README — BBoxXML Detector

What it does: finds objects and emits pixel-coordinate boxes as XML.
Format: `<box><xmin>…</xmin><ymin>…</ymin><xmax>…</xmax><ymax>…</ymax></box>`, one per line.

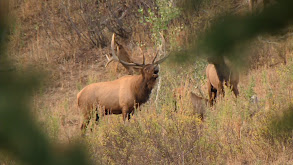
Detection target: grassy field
<box><xmin>4</xmin><ymin>0</ymin><xmax>293</xmax><ymax>164</ymax></box>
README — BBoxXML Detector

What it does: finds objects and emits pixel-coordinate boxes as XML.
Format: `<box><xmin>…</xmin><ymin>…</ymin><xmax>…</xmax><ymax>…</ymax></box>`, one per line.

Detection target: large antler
<box><xmin>104</xmin><ymin>34</ymin><xmax>120</xmax><ymax>67</ymax></box>
<box><xmin>105</xmin><ymin>54</ymin><xmax>115</xmax><ymax>67</ymax></box>
<box><xmin>106</xmin><ymin>33</ymin><xmax>167</xmax><ymax>68</ymax></box>
<box><xmin>106</xmin><ymin>33</ymin><xmax>145</xmax><ymax>68</ymax></box>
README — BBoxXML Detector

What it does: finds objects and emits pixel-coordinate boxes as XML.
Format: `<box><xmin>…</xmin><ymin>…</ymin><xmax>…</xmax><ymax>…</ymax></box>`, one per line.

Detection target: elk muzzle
<box><xmin>153</xmin><ymin>65</ymin><xmax>159</xmax><ymax>79</ymax></box>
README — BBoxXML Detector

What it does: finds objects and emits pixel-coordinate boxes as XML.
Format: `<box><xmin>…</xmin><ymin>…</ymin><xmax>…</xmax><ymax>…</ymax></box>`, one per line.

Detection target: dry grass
<box><xmin>5</xmin><ymin>0</ymin><xmax>293</xmax><ymax>164</ymax></box>
<box><xmin>27</xmin><ymin>58</ymin><xmax>293</xmax><ymax>164</ymax></box>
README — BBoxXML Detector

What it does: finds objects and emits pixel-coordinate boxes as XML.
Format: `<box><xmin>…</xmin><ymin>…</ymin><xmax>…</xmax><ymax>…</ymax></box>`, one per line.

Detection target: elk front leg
<box><xmin>232</xmin><ymin>86</ymin><xmax>239</xmax><ymax>97</ymax></box>
<box><xmin>128</xmin><ymin>108</ymin><xmax>135</xmax><ymax>120</ymax></box>
<box><xmin>81</xmin><ymin>112</ymin><xmax>91</xmax><ymax>136</ymax></box>
<box><xmin>122</xmin><ymin>106</ymin><xmax>129</xmax><ymax>122</ymax></box>
<box><xmin>94</xmin><ymin>107</ymin><xmax>101</xmax><ymax>122</ymax></box>
<box><xmin>207</xmin><ymin>81</ymin><xmax>213</xmax><ymax>106</ymax></box>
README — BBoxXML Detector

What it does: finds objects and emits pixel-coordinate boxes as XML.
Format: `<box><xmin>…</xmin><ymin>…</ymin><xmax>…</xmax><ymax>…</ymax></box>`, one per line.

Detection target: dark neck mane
<box><xmin>214</xmin><ymin>63</ymin><xmax>231</xmax><ymax>82</ymax></box>
<box><xmin>134</xmin><ymin>75</ymin><xmax>153</xmax><ymax>105</ymax></box>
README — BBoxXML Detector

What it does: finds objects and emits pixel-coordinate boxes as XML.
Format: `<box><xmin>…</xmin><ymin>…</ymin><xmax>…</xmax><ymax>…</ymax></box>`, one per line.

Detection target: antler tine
<box><xmin>152</xmin><ymin>50</ymin><xmax>159</xmax><ymax>64</ymax></box>
<box><xmin>159</xmin><ymin>32</ymin><xmax>166</xmax><ymax>56</ymax></box>
<box><xmin>105</xmin><ymin>54</ymin><xmax>113</xmax><ymax>67</ymax></box>
<box><xmin>119</xmin><ymin>59</ymin><xmax>144</xmax><ymax>67</ymax></box>
<box><xmin>154</xmin><ymin>32</ymin><xmax>168</xmax><ymax>64</ymax></box>
<box><xmin>154</xmin><ymin>55</ymin><xmax>168</xmax><ymax>64</ymax></box>
<box><xmin>118</xmin><ymin>46</ymin><xmax>145</xmax><ymax>67</ymax></box>
<box><xmin>159</xmin><ymin>32</ymin><xmax>165</xmax><ymax>49</ymax></box>
<box><xmin>110</xmin><ymin>33</ymin><xmax>119</xmax><ymax>61</ymax></box>
<box><xmin>105</xmin><ymin>33</ymin><xmax>120</xmax><ymax>68</ymax></box>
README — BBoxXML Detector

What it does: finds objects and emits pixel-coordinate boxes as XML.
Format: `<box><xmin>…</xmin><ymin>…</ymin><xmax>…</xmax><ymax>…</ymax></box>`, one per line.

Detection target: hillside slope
<box><xmin>5</xmin><ymin>0</ymin><xmax>293</xmax><ymax>164</ymax></box>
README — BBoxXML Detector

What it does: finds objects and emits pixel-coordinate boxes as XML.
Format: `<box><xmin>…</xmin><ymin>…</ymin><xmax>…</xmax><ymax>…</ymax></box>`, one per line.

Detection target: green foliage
<box><xmin>139</xmin><ymin>0</ymin><xmax>180</xmax><ymax>44</ymax></box>
<box><xmin>193</xmin><ymin>58</ymin><xmax>207</xmax><ymax>86</ymax></box>
<box><xmin>178</xmin><ymin>0</ymin><xmax>293</xmax><ymax>67</ymax></box>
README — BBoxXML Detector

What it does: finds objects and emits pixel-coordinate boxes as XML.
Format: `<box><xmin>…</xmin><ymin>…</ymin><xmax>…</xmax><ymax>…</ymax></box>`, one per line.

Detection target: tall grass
<box><xmin>78</xmin><ymin>60</ymin><xmax>293</xmax><ymax>164</ymax></box>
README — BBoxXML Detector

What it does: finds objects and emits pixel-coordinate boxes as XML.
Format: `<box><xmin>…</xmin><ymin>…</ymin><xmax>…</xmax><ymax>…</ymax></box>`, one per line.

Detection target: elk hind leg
<box><xmin>232</xmin><ymin>86</ymin><xmax>239</xmax><ymax>97</ymax></box>
<box><xmin>127</xmin><ymin>113</ymin><xmax>131</xmax><ymax>120</ymax></box>
<box><xmin>81</xmin><ymin>108</ymin><xmax>91</xmax><ymax>131</ymax></box>
<box><xmin>81</xmin><ymin>119</ymin><xmax>90</xmax><ymax>130</ymax></box>
<box><xmin>81</xmin><ymin>106</ymin><xmax>99</xmax><ymax>133</ymax></box>
<box><xmin>81</xmin><ymin>115</ymin><xmax>91</xmax><ymax>136</ymax></box>
<box><xmin>217</xmin><ymin>82</ymin><xmax>224</xmax><ymax>98</ymax></box>
<box><xmin>211</xmin><ymin>87</ymin><xmax>217</xmax><ymax>106</ymax></box>
<box><xmin>95</xmin><ymin>112</ymin><xmax>100</xmax><ymax>122</ymax></box>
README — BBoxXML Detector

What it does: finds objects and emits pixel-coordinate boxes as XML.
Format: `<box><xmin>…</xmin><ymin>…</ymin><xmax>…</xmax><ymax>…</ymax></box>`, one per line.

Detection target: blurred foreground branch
<box><xmin>0</xmin><ymin>2</ymin><xmax>92</xmax><ymax>165</ymax></box>
<box><xmin>174</xmin><ymin>0</ymin><xmax>293</xmax><ymax>67</ymax></box>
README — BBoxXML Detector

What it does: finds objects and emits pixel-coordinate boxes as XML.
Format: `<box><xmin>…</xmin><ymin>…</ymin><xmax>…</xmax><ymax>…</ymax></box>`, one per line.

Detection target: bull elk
<box><xmin>77</xmin><ymin>33</ymin><xmax>167</xmax><ymax>130</ymax></box>
<box><xmin>206</xmin><ymin>58</ymin><xmax>239</xmax><ymax>105</ymax></box>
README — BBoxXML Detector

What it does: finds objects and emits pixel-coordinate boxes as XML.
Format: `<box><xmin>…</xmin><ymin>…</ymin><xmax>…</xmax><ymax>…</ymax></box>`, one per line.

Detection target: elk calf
<box><xmin>77</xmin><ymin>33</ymin><xmax>167</xmax><ymax>130</ymax></box>
<box><xmin>190</xmin><ymin>92</ymin><xmax>208</xmax><ymax>121</ymax></box>
<box><xmin>173</xmin><ymin>87</ymin><xmax>208</xmax><ymax>120</ymax></box>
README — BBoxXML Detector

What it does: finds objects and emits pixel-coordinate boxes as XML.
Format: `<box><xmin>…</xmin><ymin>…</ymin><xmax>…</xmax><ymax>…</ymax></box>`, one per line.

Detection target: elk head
<box><xmin>107</xmin><ymin>33</ymin><xmax>168</xmax><ymax>105</ymax></box>
<box><xmin>109</xmin><ymin>33</ymin><xmax>167</xmax><ymax>76</ymax></box>
<box><xmin>106</xmin><ymin>33</ymin><xmax>166</xmax><ymax>75</ymax></box>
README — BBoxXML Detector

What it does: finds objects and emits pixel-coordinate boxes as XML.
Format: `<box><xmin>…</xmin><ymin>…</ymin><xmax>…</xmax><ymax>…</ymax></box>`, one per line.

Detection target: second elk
<box><xmin>105</xmin><ymin>35</ymin><xmax>139</xmax><ymax>75</ymax></box>
<box><xmin>77</xmin><ymin>33</ymin><xmax>167</xmax><ymax>130</ymax></box>
<box><xmin>206</xmin><ymin>59</ymin><xmax>239</xmax><ymax>106</ymax></box>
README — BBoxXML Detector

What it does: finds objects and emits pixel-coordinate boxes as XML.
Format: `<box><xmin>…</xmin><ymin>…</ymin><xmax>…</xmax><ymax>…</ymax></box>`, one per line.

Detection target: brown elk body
<box><xmin>77</xmin><ymin>33</ymin><xmax>167</xmax><ymax>130</ymax></box>
<box><xmin>173</xmin><ymin>86</ymin><xmax>208</xmax><ymax>120</ymax></box>
<box><xmin>190</xmin><ymin>92</ymin><xmax>208</xmax><ymax>120</ymax></box>
<box><xmin>206</xmin><ymin>61</ymin><xmax>239</xmax><ymax>105</ymax></box>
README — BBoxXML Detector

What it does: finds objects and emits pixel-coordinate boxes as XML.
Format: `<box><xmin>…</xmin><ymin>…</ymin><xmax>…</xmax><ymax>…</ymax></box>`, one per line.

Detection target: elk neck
<box><xmin>133</xmin><ymin>75</ymin><xmax>153</xmax><ymax>104</ymax></box>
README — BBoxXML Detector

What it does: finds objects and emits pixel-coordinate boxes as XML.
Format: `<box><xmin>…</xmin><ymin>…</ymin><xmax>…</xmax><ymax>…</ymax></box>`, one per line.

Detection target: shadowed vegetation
<box><xmin>0</xmin><ymin>1</ymin><xmax>92</xmax><ymax>164</ymax></box>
